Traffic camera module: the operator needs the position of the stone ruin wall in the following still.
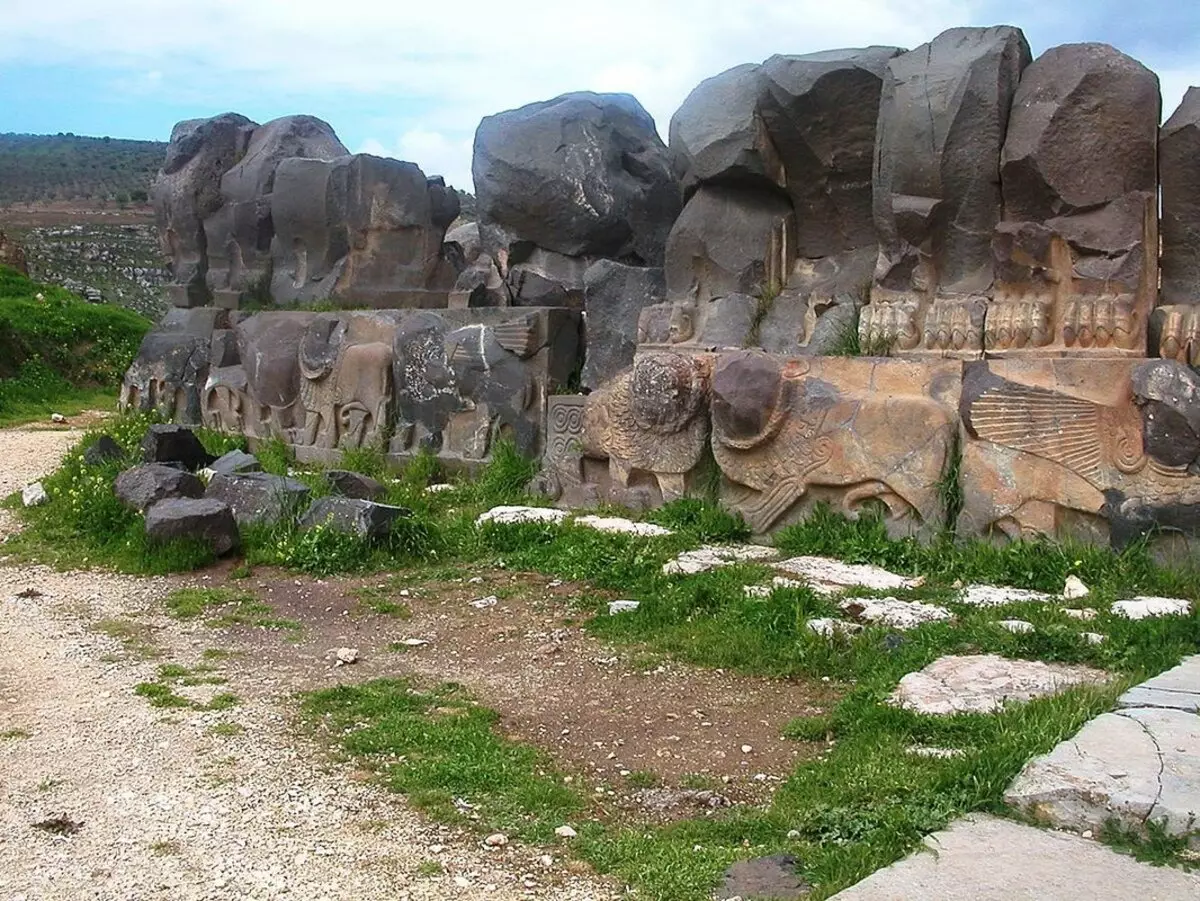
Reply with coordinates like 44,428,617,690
122,25,1200,553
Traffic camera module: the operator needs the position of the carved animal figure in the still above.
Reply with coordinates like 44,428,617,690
298,317,393,449
582,352,710,501
711,351,954,533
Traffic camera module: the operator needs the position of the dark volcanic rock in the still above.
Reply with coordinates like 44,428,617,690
204,115,348,302
114,464,205,513
205,472,311,526
473,92,681,264
121,307,230,425
326,470,387,501
581,261,666,390
270,154,458,308
1132,360,1200,468
669,63,784,196
140,424,211,470
1001,43,1158,284
235,311,317,413
874,26,1031,295
664,185,794,302
154,113,257,307
144,498,240,556
299,496,410,539
759,46,903,257
208,449,261,476
83,435,125,467
1161,88,1200,305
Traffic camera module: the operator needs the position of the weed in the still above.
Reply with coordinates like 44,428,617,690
95,616,160,659
38,777,64,791
417,860,445,877
625,770,661,789
150,840,182,856
934,430,964,530
1,728,31,740
164,587,301,632
134,681,193,709
744,280,781,348
208,721,246,737
1098,817,1200,870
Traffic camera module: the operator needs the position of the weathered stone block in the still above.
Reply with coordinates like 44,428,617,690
473,92,681,265
325,470,387,501
140,424,211,470
299,496,410,539
582,261,666,390
205,472,311,526
115,464,205,512
144,497,240,555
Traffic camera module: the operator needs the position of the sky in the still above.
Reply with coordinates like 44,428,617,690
2,1,1198,193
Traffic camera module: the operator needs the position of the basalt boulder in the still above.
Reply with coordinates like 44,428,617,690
299,496,410,540
669,64,784,196
664,185,795,302
145,498,240,556
121,308,230,424
154,113,257,307
581,260,666,390
140,424,212,470
473,92,681,265
758,47,903,257
204,115,348,304
1161,88,1200,306
205,471,312,526
115,464,205,513
874,26,1031,296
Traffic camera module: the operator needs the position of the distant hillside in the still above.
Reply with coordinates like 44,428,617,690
0,133,166,206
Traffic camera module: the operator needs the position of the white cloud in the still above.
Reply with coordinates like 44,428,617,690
4,0,1199,189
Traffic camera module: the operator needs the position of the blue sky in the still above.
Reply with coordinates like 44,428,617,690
2,1,1197,192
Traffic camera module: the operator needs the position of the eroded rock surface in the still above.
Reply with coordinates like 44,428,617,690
892,654,1105,714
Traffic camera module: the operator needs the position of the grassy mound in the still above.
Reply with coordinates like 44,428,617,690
0,264,150,425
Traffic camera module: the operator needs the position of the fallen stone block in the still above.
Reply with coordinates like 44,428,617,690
1117,655,1200,712
325,470,387,501
140,424,211,471
572,515,673,537
774,556,919,595
476,506,569,527
21,483,48,507
1112,597,1193,620
82,435,124,467
957,585,1056,607
144,498,240,556
840,597,952,630
208,449,261,476
299,496,410,540
662,544,780,575
892,654,1106,715
114,464,205,513
206,472,311,526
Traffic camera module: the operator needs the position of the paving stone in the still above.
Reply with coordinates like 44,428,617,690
475,505,569,527
806,618,863,638
661,544,779,575
1005,706,1200,846
840,597,952,630
828,814,1200,900
891,654,1106,715
716,853,809,900
1112,597,1193,620
1117,655,1200,712
572,515,673,537
997,619,1035,634
773,556,919,594
958,585,1056,607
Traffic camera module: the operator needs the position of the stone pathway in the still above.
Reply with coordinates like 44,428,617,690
833,657,1200,899
829,815,1200,900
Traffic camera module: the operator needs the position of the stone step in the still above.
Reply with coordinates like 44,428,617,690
829,814,1200,900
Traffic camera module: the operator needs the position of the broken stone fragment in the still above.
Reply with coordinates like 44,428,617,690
144,498,240,556
206,472,311,527
115,464,205,513
299,496,411,540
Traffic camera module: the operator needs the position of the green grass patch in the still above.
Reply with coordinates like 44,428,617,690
135,662,240,712
163,586,302,632
1,728,31,740
0,265,149,426
303,679,583,843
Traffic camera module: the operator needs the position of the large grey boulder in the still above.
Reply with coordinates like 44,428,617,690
759,47,903,257
874,26,1031,295
144,497,240,555
205,471,311,526
664,185,795,302
581,261,666,390
299,496,410,540
115,464,205,513
473,92,681,265
153,113,257,307
140,424,211,470
1161,88,1200,305
1001,43,1158,287
325,470,386,501
234,311,316,417
204,115,347,304
208,449,261,476
504,247,589,309
669,64,784,196
270,154,458,307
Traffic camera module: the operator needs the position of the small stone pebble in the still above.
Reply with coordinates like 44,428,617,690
554,825,577,839
484,832,508,847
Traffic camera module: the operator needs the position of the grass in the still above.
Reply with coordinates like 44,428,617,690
134,661,239,712
416,860,445,877
1,728,31,740
0,265,149,426
95,616,160,659
163,587,301,632
208,721,246,737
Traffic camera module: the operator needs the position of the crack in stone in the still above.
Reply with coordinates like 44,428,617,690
1116,711,1166,824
